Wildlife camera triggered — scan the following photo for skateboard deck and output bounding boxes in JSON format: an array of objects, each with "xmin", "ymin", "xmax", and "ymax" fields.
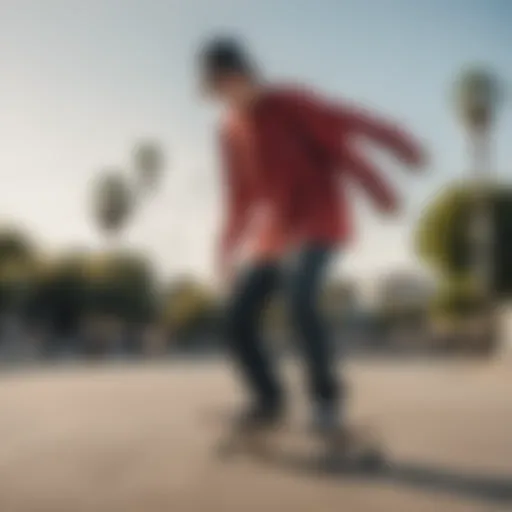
[{"xmin": 214, "ymin": 417, "xmax": 386, "ymax": 473}]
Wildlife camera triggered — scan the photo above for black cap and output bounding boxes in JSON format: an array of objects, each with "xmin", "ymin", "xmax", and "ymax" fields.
[{"xmin": 198, "ymin": 36, "xmax": 255, "ymax": 86}]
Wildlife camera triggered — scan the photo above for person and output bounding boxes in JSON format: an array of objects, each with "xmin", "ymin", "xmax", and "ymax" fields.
[{"xmin": 198, "ymin": 36, "xmax": 426, "ymax": 434}]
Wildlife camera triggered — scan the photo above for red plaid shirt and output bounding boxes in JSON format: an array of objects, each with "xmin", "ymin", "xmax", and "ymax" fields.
[{"xmin": 218, "ymin": 85, "xmax": 425, "ymax": 263}]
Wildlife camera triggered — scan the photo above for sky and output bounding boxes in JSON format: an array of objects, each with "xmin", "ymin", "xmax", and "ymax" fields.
[{"xmin": 0, "ymin": 0, "xmax": 511, "ymax": 285}]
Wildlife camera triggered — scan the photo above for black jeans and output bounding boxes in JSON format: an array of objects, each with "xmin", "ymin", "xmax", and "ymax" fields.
[{"xmin": 224, "ymin": 244, "xmax": 340, "ymax": 410}]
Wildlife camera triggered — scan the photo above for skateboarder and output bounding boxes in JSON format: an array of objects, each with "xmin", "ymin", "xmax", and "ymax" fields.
[{"xmin": 198, "ymin": 36, "xmax": 426, "ymax": 435}]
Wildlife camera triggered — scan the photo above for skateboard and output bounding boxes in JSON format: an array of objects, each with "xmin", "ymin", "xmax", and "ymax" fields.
[{"xmin": 214, "ymin": 418, "xmax": 386, "ymax": 473}]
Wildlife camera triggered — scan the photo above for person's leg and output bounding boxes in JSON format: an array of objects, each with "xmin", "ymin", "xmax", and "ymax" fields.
[
  {"xmin": 285, "ymin": 244, "xmax": 342, "ymax": 430},
  {"xmin": 224, "ymin": 261, "xmax": 284, "ymax": 425}
]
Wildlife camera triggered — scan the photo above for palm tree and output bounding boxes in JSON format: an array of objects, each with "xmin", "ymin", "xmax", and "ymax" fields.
[
  {"xmin": 132, "ymin": 140, "xmax": 166, "ymax": 198},
  {"xmin": 88, "ymin": 142, "xmax": 167, "ymax": 356},
  {"xmin": 91, "ymin": 169, "xmax": 135, "ymax": 249}
]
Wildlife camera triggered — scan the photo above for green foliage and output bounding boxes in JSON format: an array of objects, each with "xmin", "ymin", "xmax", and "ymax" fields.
[
  {"xmin": 27, "ymin": 251, "xmax": 91, "ymax": 335},
  {"xmin": 0, "ymin": 228, "xmax": 34, "ymax": 263},
  {"xmin": 160, "ymin": 278, "xmax": 217, "ymax": 339},
  {"xmin": 21, "ymin": 250, "xmax": 156, "ymax": 336},
  {"xmin": 133, "ymin": 141, "xmax": 165, "ymax": 194},
  {"xmin": 429, "ymin": 275, "xmax": 485, "ymax": 322},
  {"xmin": 86, "ymin": 252, "xmax": 157, "ymax": 323},
  {"xmin": 0, "ymin": 228, "xmax": 38, "ymax": 313},
  {"xmin": 415, "ymin": 182, "xmax": 512, "ymax": 297},
  {"xmin": 415, "ymin": 183, "xmax": 470, "ymax": 273},
  {"xmin": 92, "ymin": 171, "xmax": 135, "ymax": 236}
]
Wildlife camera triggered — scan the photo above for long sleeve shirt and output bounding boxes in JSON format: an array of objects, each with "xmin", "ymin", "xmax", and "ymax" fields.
[{"xmin": 218, "ymin": 85, "xmax": 426, "ymax": 265}]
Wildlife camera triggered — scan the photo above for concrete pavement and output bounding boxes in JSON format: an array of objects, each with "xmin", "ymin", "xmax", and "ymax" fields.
[{"xmin": 0, "ymin": 358, "xmax": 510, "ymax": 512}]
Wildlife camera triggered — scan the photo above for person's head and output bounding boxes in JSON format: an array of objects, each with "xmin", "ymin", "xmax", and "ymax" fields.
[{"xmin": 198, "ymin": 36, "xmax": 261, "ymax": 108}]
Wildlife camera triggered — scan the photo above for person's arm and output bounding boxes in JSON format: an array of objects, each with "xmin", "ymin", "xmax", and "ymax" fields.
[
  {"xmin": 284, "ymin": 88, "xmax": 426, "ymax": 168},
  {"xmin": 335, "ymin": 103, "xmax": 426, "ymax": 168},
  {"xmin": 342, "ymin": 141, "xmax": 399, "ymax": 213},
  {"xmin": 280, "ymin": 88, "xmax": 424, "ymax": 211},
  {"xmin": 217, "ymin": 130, "xmax": 250, "ymax": 276}
]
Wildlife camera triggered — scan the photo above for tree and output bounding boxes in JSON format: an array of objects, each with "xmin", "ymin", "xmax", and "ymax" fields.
[
  {"xmin": 132, "ymin": 140, "xmax": 166, "ymax": 196},
  {"xmin": 86, "ymin": 251, "xmax": 157, "ymax": 324},
  {"xmin": 415, "ymin": 182, "xmax": 512, "ymax": 297},
  {"xmin": 91, "ymin": 144, "xmax": 167, "ymax": 245},
  {"xmin": 0, "ymin": 228, "xmax": 38, "ymax": 315},
  {"xmin": 415, "ymin": 183, "xmax": 512, "ymax": 354},
  {"xmin": 0, "ymin": 228, "xmax": 34, "ymax": 263},
  {"xmin": 27, "ymin": 251, "xmax": 92, "ymax": 339},
  {"xmin": 160, "ymin": 278, "xmax": 217, "ymax": 345},
  {"xmin": 91, "ymin": 170, "xmax": 136, "ymax": 242}
]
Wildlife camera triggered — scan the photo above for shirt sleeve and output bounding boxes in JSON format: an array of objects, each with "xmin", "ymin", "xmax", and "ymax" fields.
[
  {"xmin": 285, "ymin": 88, "xmax": 425, "ymax": 167},
  {"xmin": 217, "ymin": 129, "xmax": 250, "ymax": 261},
  {"xmin": 334, "ymin": 103, "xmax": 426, "ymax": 167},
  {"xmin": 342, "ymin": 143, "xmax": 399, "ymax": 211},
  {"xmin": 282, "ymin": 89, "xmax": 405, "ymax": 210}
]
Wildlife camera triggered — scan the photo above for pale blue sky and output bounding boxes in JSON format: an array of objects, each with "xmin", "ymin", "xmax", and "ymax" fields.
[{"xmin": 0, "ymin": 0, "xmax": 510, "ymax": 282}]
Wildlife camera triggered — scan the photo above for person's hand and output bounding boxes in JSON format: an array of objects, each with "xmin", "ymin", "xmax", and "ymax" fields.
[
  {"xmin": 380, "ymin": 197, "xmax": 401, "ymax": 218},
  {"xmin": 403, "ymin": 144, "xmax": 428, "ymax": 172}
]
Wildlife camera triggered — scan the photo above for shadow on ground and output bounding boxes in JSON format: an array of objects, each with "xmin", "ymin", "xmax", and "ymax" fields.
[
  {"xmin": 204, "ymin": 408, "xmax": 512, "ymax": 506},
  {"xmin": 217, "ymin": 446, "xmax": 512, "ymax": 505}
]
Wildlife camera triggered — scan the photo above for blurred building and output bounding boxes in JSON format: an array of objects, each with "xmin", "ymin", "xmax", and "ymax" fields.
[
  {"xmin": 322, "ymin": 278, "xmax": 360, "ymax": 318},
  {"xmin": 375, "ymin": 271, "xmax": 435, "ymax": 311}
]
